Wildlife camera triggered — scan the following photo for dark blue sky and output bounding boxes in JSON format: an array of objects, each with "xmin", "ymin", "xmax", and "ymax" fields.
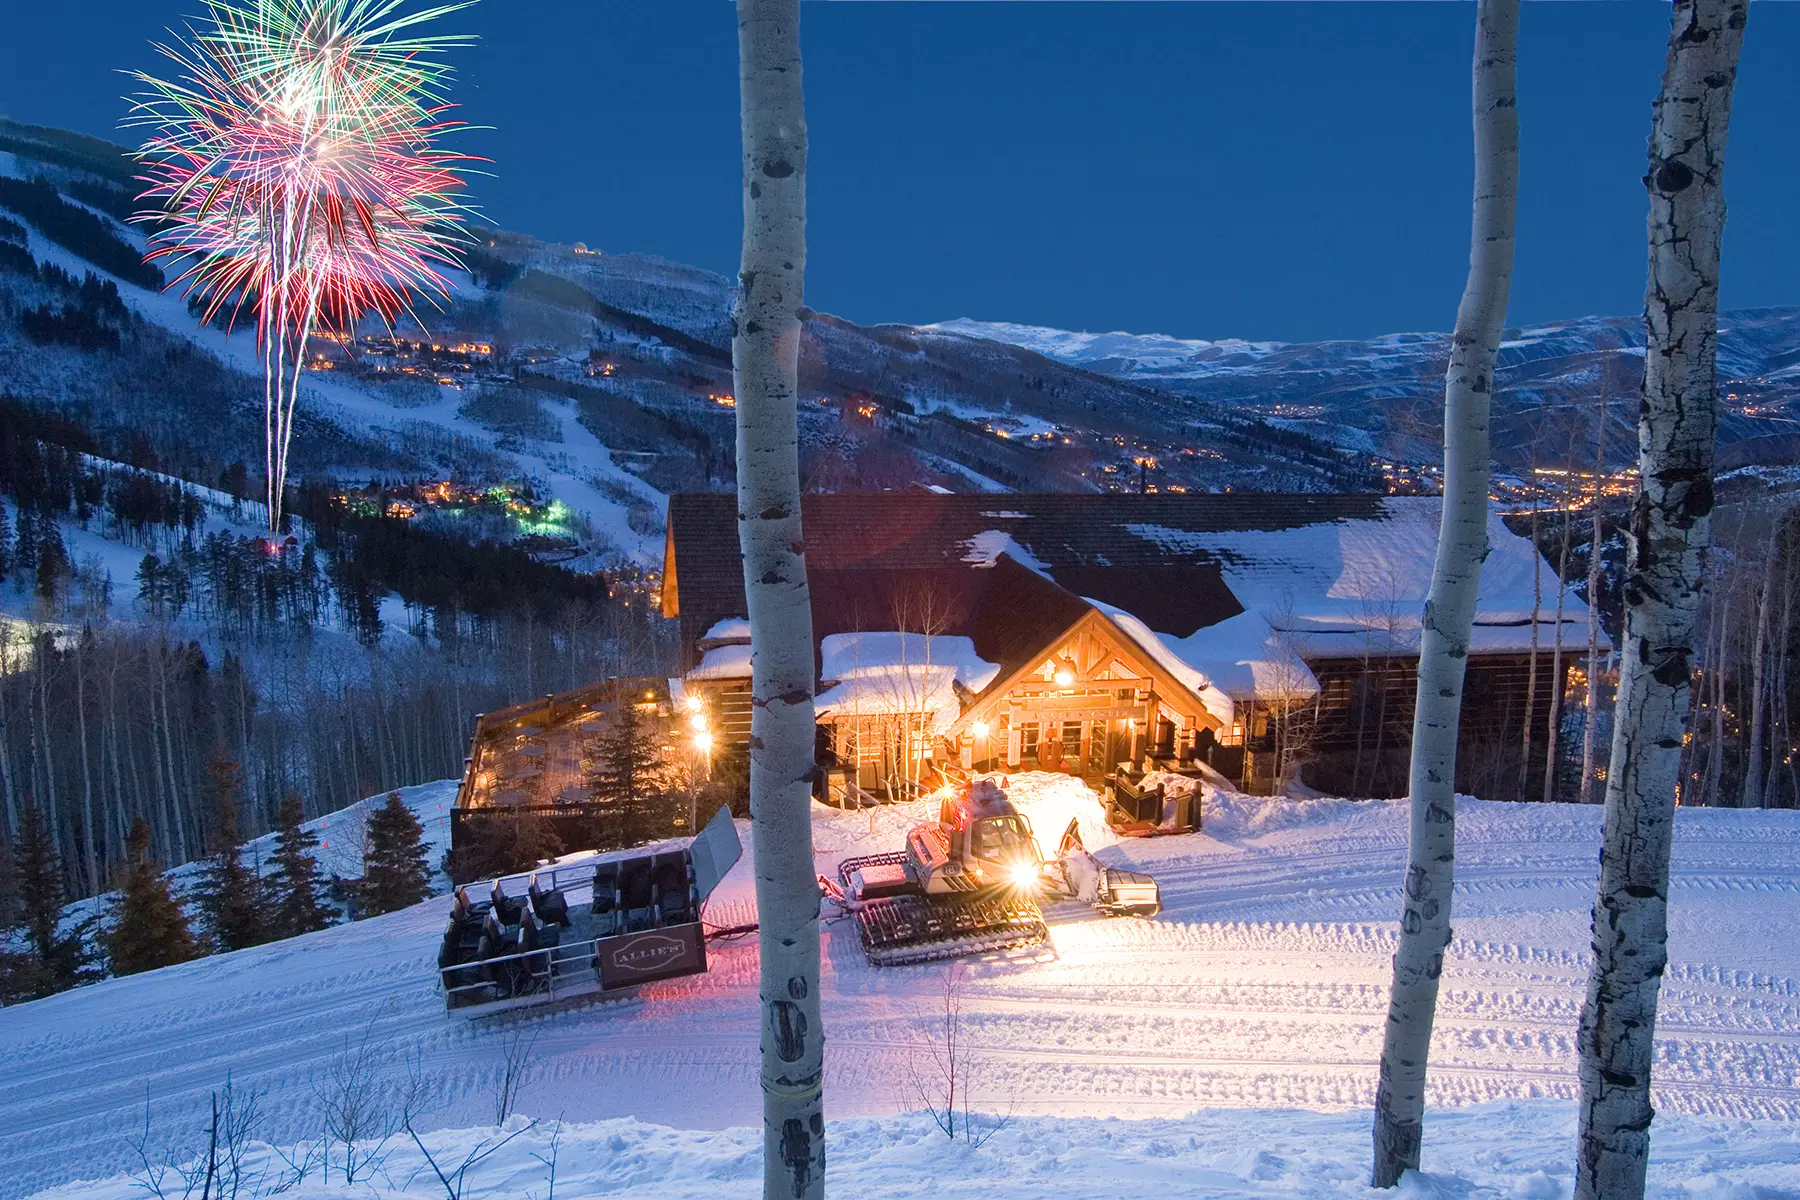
[{"xmin": 4, "ymin": 3, "xmax": 1798, "ymax": 343}]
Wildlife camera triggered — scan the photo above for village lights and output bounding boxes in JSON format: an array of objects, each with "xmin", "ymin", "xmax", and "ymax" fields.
[
  {"xmin": 687, "ymin": 710, "xmax": 708, "ymax": 734},
  {"xmin": 693, "ymin": 730, "xmax": 714, "ymax": 755}
]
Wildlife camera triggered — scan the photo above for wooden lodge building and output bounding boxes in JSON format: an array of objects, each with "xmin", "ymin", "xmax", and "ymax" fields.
[{"xmin": 662, "ymin": 492, "xmax": 1600, "ymax": 802}]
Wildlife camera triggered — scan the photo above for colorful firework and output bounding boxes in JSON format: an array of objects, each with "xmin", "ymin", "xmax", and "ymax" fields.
[{"xmin": 129, "ymin": 0, "xmax": 480, "ymax": 532}]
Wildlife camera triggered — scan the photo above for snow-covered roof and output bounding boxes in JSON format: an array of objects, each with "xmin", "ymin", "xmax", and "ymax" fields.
[
  {"xmin": 702, "ymin": 617, "xmax": 751, "ymax": 642},
  {"xmin": 1123, "ymin": 498, "xmax": 1601, "ymax": 656},
  {"xmin": 689, "ymin": 642, "xmax": 752, "ymax": 680},
  {"xmin": 1082, "ymin": 600, "xmax": 1245, "ymax": 722},
  {"xmin": 814, "ymin": 632, "xmax": 1001, "ymax": 735}
]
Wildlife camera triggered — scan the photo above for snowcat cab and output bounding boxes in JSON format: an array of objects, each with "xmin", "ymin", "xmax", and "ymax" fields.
[
  {"xmin": 907, "ymin": 781, "xmax": 1046, "ymax": 896},
  {"xmin": 827, "ymin": 778, "xmax": 1163, "ymax": 968}
]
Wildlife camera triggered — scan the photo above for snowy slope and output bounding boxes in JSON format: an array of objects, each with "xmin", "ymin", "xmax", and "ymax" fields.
[
  {"xmin": 0, "ymin": 159, "xmax": 665, "ymax": 565},
  {"xmin": 34, "ymin": 1103, "xmax": 1800, "ymax": 1199},
  {"xmin": 8, "ymin": 777, "xmax": 1800, "ymax": 1198}
]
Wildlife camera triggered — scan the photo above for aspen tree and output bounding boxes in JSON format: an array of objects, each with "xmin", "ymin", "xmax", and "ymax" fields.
[
  {"xmin": 1371, "ymin": 0, "xmax": 1518, "ymax": 1184},
  {"xmin": 1576, "ymin": 1, "xmax": 1747, "ymax": 1194},
  {"xmin": 733, "ymin": 2, "xmax": 825, "ymax": 1196}
]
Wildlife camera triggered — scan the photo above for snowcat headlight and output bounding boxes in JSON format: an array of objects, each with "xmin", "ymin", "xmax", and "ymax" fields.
[{"xmin": 1007, "ymin": 862, "xmax": 1039, "ymax": 890}]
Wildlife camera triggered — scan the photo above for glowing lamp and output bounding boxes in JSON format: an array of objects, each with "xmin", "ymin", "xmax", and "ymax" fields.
[
  {"xmin": 1006, "ymin": 862, "xmax": 1039, "ymax": 890},
  {"xmin": 688, "ymin": 711, "xmax": 708, "ymax": 733},
  {"xmin": 694, "ymin": 731, "xmax": 714, "ymax": 754},
  {"xmin": 1054, "ymin": 668, "xmax": 1076, "ymax": 689},
  {"xmin": 971, "ymin": 720, "xmax": 991, "ymax": 739}
]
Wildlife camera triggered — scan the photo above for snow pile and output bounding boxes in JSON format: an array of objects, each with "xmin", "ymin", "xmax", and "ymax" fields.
[
  {"xmin": 977, "ymin": 770, "xmax": 1117, "ymax": 858},
  {"xmin": 1201, "ymin": 785, "xmax": 1374, "ymax": 843},
  {"xmin": 37, "ymin": 1103, "xmax": 1800, "ymax": 1200}
]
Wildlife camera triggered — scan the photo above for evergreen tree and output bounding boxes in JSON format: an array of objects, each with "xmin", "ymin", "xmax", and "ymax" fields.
[
  {"xmin": 107, "ymin": 820, "xmax": 202, "ymax": 976},
  {"xmin": 587, "ymin": 700, "xmax": 666, "ymax": 805},
  {"xmin": 362, "ymin": 792, "xmax": 429, "ymax": 916},
  {"xmin": 268, "ymin": 792, "xmax": 332, "ymax": 937},
  {"xmin": 35, "ymin": 525, "xmax": 70, "ymax": 602},
  {"xmin": 195, "ymin": 754, "xmax": 267, "ymax": 952},
  {"xmin": 9, "ymin": 806, "xmax": 88, "ymax": 998}
]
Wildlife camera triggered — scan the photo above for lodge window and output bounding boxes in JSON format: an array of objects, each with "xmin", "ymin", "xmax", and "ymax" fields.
[
  {"xmin": 1061, "ymin": 721, "xmax": 1082, "ymax": 757},
  {"xmin": 1020, "ymin": 722, "xmax": 1040, "ymax": 758}
]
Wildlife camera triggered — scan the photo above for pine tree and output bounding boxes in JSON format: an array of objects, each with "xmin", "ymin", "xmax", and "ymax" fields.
[
  {"xmin": 195, "ymin": 754, "xmax": 267, "ymax": 952},
  {"xmin": 268, "ymin": 792, "xmax": 332, "ymax": 938},
  {"xmin": 362, "ymin": 792, "xmax": 429, "ymax": 916},
  {"xmin": 587, "ymin": 700, "xmax": 666, "ymax": 805},
  {"xmin": 9, "ymin": 806, "xmax": 87, "ymax": 998},
  {"xmin": 35, "ymin": 525, "xmax": 70, "ymax": 602},
  {"xmin": 107, "ymin": 820, "xmax": 202, "ymax": 976}
]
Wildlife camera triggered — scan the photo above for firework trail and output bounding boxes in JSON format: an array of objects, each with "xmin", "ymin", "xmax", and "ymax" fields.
[{"xmin": 129, "ymin": 0, "xmax": 479, "ymax": 533}]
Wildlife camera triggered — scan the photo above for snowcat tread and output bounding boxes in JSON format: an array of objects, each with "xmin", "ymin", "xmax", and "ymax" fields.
[{"xmin": 853, "ymin": 892, "xmax": 1049, "ymax": 968}]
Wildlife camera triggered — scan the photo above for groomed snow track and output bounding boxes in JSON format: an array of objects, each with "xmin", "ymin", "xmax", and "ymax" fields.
[{"xmin": 7, "ymin": 779, "xmax": 1800, "ymax": 1198}]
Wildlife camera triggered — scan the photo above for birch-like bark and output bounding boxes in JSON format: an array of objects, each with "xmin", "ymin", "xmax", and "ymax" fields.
[
  {"xmin": 1576, "ymin": 0, "xmax": 1746, "ymax": 1193},
  {"xmin": 734, "ymin": 3, "xmax": 826, "ymax": 1196},
  {"xmin": 1371, "ymin": 0, "xmax": 1517, "ymax": 1185}
]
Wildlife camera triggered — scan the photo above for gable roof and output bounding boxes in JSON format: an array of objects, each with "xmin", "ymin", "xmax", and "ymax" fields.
[
  {"xmin": 664, "ymin": 491, "xmax": 1388, "ymax": 645},
  {"xmin": 663, "ymin": 491, "xmax": 1599, "ymax": 688}
]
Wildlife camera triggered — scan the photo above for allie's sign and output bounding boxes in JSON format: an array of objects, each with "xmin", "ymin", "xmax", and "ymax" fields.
[{"xmin": 596, "ymin": 922, "xmax": 707, "ymax": 990}]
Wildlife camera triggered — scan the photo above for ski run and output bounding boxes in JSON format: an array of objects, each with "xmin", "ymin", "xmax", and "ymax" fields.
[{"xmin": 3, "ymin": 774, "xmax": 1799, "ymax": 1196}]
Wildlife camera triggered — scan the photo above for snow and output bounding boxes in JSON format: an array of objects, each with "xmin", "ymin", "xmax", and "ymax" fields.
[
  {"xmin": 1124, "ymin": 497, "xmax": 1598, "ymax": 658},
  {"xmin": 960, "ymin": 530, "xmax": 1050, "ymax": 574},
  {"xmin": 814, "ymin": 632, "xmax": 1000, "ymax": 736},
  {"xmin": 704, "ymin": 617, "xmax": 752, "ymax": 641},
  {"xmin": 1083, "ymin": 598, "xmax": 1243, "ymax": 723},
  {"xmin": 0, "ymin": 184, "xmax": 665, "ymax": 564},
  {"xmin": 39, "ymin": 1104, "xmax": 1800, "ymax": 1200},
  {"xmin": 689, "ymin": 642, "xmax": 753, "ymax": 680},
  {"xmin": 11, "ymin": 779, "xmax": 1800, "ymax": 1198},
  {"xmin": 928, "ymin": 317, "xmax": 1284, "ymax": 378}
]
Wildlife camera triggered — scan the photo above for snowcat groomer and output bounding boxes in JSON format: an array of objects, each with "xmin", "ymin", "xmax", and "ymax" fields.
[{"xmin": 826, "ymin": 779, "xmax": 1162, "ymax": 967}]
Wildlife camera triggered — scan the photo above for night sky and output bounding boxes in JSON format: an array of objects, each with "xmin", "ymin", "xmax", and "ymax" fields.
[{"xmin": 4, "ymin": 2, "xmax": 1799, "ymax": 343}]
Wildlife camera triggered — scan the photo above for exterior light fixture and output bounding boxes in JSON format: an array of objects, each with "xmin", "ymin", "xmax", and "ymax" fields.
[
  {"xmin": 972, "ymin": 720, "xmax": 991, "ymax": 739},
  {"xmin": 688, "ymin": 711, "xmax": 708, "ymax": 733},
  {"xmin": 694, "ymin": 731, "xmax": 714, "ymax": 754},
  {"xmin": 1053, "ymin": 667, "xmax": 1076, "ymax": 689}
]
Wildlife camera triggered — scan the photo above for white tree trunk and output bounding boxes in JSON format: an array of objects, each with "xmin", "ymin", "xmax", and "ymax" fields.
[
  {"xmin": 1575, "ymin": 1, "xmax": 1746, "ymax": 1194},
  {"xmin": 733, "ymin": 3, "xmax": 826, "ymax": 1196},
  {"xmin": 1371, "ymin": 0, "xmax": 1517, "ymax": 1185}
]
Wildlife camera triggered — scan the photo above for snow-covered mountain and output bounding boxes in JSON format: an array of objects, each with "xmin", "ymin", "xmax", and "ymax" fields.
[
  {"xmin": 934, "ymin": 309, "xmax": 1800, "ymax": 472},
  {"xmin": 6, "ymin": 114, "xmax": 1799, "ymax": 579}
]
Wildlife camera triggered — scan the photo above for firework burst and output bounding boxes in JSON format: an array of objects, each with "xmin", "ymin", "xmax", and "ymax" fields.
[{"xmin": 130, "ymin": 0, "xmax": 480, "ymax": 532}]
